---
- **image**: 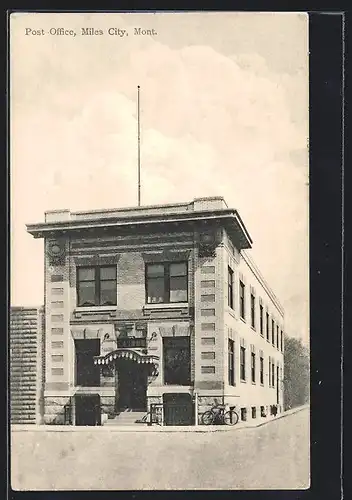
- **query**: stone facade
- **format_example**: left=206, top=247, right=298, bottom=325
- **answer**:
left=24, top=197, right=285, bottom=425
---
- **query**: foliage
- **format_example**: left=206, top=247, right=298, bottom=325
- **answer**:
left=283, top=335, right=310, bottom=410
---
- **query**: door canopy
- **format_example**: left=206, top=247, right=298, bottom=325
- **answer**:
left=94, top=349, right=159, bottom=367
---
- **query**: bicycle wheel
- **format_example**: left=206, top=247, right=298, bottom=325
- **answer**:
left=201, top=410, right=215, bottom=425
left=223, top=410, right=239, bottom=426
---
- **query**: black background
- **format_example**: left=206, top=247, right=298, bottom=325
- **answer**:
left=3, top=8, right=345, bottom=500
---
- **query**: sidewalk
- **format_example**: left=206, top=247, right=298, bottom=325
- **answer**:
left=11, top=405, right=309, bottom=433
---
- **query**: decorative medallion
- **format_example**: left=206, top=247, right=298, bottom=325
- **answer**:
left=47, top=239, right=66, bottom=265
left=198, top=229, right=218, bottom=258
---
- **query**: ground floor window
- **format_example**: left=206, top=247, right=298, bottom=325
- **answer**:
left=75, top=339, right=100, bottom=386
left=228, top=339, right=235, bottom=386
left=251, top=352, right=256, bottom=383
left=163, top=336, right=191, bottom=385
left=251, top=406, right=257, bottom=419
left=260, top=356, right=264, bottom=385
left=240, top=346, right=246, bottom=381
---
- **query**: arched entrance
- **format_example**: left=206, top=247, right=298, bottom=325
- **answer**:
left=94, top=349, right=159, bottom=413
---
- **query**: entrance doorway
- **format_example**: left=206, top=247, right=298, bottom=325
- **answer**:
left=163, top=393, right=194, bottom=426
left=75, top=394, right=101, bottom=426
left=116, top=359, right=148, bottom=411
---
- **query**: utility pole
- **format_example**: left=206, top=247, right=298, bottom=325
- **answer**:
left=137, top=85, right=141, bottom=206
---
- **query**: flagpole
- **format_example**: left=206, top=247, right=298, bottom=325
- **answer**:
left=137, top=85, right=141, bottom=207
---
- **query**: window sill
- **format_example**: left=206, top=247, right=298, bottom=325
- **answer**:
left=144, top=302, right=189, bottom=310
left=251, top=326, right=256, bottom=332
left=240, top=316, right=246, bottom=323
left=240, top=379, right=246, bottom=383
left=227, top=308, right=236, bottom=319
left=75, top=305, right=116, bottom=312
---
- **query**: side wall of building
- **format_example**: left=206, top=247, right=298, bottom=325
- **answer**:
left=220, top=230, right=285, bottom=420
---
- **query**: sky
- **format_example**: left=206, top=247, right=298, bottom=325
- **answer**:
left=10, top=12, right=309, bottom=343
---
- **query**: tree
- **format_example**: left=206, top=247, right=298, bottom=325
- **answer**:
left=283, top=335, right=310, bottom=410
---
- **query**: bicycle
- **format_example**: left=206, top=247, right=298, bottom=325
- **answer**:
left=201, top=404, right=239, bottom=426
left=138, top=410, right=162, bottom=426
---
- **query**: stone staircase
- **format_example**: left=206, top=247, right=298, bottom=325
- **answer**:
left=104, top=409, right=147, bottom=426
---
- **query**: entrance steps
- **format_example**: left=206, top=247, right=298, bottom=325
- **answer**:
left=104, top=409, right=147, bottom=426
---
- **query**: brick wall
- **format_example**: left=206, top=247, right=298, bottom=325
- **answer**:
left=10, top=307, right=43, bottom=424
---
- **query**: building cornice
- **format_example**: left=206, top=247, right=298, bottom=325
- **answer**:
left=241, top=250, right=284, bottom=317
left=26, top=209, right=253, bottom=250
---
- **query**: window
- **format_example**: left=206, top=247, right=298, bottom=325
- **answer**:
left=241, top=408, right=247, bottom=421
left=240, top=346, right=246, bottom=381
left=163, top=337, right=191, bottom=385
left=272, top=319, right=275, bottom=345
left=276, top=325, right=279, bottom=349
left=266, top=312, right=270, bottom=340
left=250, top=293, right=256, bottom=329
left=259, top=304, right=264, bottom=335
left=77, top=266, right=117, bottom=307
left=260, top=356, right=264, bottom=385
left=280, top=330, right=283, bottom=352
left=252, top=406, right=257, bottom=419
left=228, top=267, right=234, bottom=309
left=146, top=262, right=188, bottom=304
left=239, top=281, right=245, bottom=319
left=251, top=352, right=256, bottom=383
left=228, top=339, right=235, bottom=386
left=75, top=339, right=100, bottom=386
left=271, top=362, right=275, bottom=387
left=268, top=359, right=271, bottom=387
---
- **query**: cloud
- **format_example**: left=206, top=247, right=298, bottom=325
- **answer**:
left=10, top=14, right=308, bottom=340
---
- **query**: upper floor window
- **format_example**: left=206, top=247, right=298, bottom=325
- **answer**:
left=259, top=304, right=264, bottom=335
left=239, top=281, right=245, bottom=319
left=228, top=267, right=234, bottom=309
left=272, top=319, right=275, bottom=345
left=146, top=262, right=188, bottom=304
left=77, top=266, right=117, bottom=307
left=228, top=339, right=235, bottom=386
left=276, top=325, right=280, bottom=349
left=250, top=293, right=256, bottom=329
left=280, top=330, right=284, bottom=352
left=266, top=312, right=270, bottom=341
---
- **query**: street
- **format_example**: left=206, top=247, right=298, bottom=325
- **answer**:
left=11, top=407, right=309, bottom=490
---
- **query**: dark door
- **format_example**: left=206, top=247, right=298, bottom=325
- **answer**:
left=117, top=360, right=147, bottom=411
left=75, top=339, right=100, bottom=386
left=163, top=393, right=194, bottom=426
left=276, top=366, right=280, bottom=405
left=75, top=395, right=101, bottom=426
